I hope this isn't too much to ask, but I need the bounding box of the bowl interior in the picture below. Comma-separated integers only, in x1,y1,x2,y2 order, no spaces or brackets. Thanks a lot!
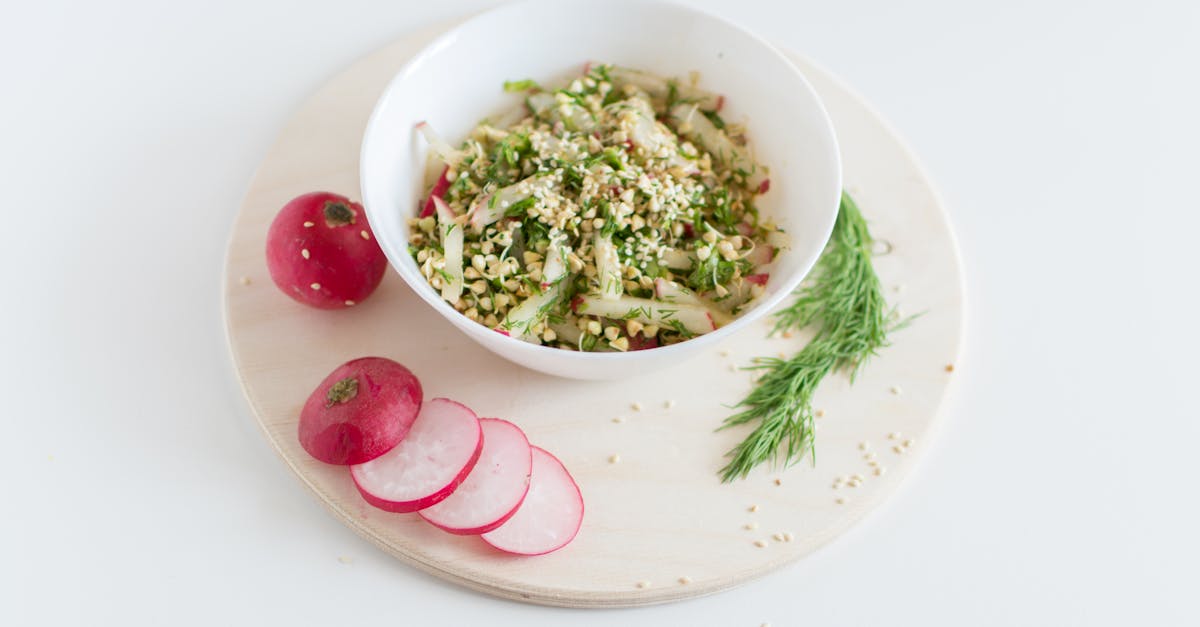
361,0,841,371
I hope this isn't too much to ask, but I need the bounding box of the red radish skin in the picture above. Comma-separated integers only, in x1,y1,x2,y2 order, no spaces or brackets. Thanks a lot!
298,357,422,465
419,419,533,535
266,191,387,310
481,447,584,556
420,167,451,218
351,398,483,513
744,273,770,286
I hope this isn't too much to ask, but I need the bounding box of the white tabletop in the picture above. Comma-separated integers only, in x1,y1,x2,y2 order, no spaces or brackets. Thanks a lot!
2,1,1196,625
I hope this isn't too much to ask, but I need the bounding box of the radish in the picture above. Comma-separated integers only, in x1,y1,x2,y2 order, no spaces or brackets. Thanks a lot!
593,232,622,300
498,282,563,342
433,197,464,303
298,357,422,465
481,447,583,556
744,243,776,266
420,166,451,218
351,398,483,513
668,103,766,191
265,192,388,309
415,121,462,168
540,237,569,289
744,273,770,286
468,173,556,233
575,294,718,335
661,248,696,270
609,66,723,111
419,419,533,535
653,278,733,326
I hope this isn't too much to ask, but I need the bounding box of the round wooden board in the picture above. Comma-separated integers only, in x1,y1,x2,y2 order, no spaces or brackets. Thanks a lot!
223,27,964,609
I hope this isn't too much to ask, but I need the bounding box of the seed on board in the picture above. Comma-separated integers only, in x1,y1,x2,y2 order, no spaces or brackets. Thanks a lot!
744,522,758,530
664,400,676,409
754,540,768,548
239,276,251,286
815,409,825,418
890,385,903,395
892,445,905,454
874,467,887,476
728,364,738,372
608,454,621,464
636,580,650,589
772,533,785,542
612,416,624,423
904,439,916,447
858,441,870,451
888,432,901,440
337,556,353,564
774,478,782,486
945,364,955,372
719,349,730,357
783,532,794,542
748,504,759,513
631,402,642,411
678,576,692,585
836,497,847,505
864,452,876,460
301,248,310,259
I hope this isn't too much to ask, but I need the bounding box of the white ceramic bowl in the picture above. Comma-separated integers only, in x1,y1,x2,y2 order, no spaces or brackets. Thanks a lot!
361,0,841,380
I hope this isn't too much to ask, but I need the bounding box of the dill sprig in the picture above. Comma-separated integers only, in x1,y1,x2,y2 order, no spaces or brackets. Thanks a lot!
718,191,896,482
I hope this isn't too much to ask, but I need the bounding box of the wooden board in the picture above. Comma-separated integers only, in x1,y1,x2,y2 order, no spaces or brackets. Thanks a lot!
222,28,964,608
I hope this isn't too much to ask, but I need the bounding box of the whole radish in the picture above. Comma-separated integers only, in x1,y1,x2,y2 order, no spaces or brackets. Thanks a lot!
266,191,387,309
298,357,422,465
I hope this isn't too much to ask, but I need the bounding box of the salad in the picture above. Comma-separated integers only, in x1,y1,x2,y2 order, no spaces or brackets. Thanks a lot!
408,63,784,352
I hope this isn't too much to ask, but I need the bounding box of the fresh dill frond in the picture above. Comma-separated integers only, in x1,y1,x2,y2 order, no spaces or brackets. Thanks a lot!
718,191,898,482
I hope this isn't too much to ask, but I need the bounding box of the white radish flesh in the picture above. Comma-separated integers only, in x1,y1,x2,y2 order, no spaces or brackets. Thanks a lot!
593,232,623,300
661,248,696,270
481,447,583,556
351,398,482,513
609,66,723,111
416,121,462,168
499,282,563,342
433,197,464,303
419,419,533,535
668,103,765,190
540,234,569,289
468,173,556,233
575,294,718,335
743,243,775,267
653,278,733,326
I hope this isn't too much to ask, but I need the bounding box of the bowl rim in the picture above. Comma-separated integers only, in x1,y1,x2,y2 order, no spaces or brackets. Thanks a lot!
360,0,842,364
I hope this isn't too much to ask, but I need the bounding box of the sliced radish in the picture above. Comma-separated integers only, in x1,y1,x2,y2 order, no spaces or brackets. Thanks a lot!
609,66,723,111
744,273,770,286
653,278,733,326
433,197,464,303
419,419,533,535
661,248,696,270
498,282,563,341
540,234,569,289
744,243,775,266
416,121,462,168
593,232,622,300
481,447,583,556
468,173,556,233
351,398,482,513
420,166,451,218
668,103,765,190
575,294,718,335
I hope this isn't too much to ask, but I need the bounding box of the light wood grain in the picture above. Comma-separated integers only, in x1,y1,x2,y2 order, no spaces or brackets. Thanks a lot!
222,27,965,608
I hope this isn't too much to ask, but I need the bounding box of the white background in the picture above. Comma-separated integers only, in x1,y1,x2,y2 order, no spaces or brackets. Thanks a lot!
2,0,1197,624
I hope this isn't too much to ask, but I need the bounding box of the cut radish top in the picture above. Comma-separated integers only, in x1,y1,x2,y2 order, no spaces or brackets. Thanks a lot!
420,418,533,535
350,398,482,513
481,447,583,556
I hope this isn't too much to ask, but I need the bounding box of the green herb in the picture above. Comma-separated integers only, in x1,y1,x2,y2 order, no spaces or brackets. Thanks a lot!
718,192,899,482
702,110,726,130
503,79,540,93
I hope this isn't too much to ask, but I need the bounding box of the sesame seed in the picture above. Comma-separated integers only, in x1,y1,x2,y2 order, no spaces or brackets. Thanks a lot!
303,221,314,228
636,580,650,589
874,467,886,476
719,350,730,357
748,504,759,513
781,331,793,339
754,540,767,548
301,248,310,259
783,532,794,542
892,445,905,454
337,556,353,564
344,300,355,306
238,276,251,286
888,432,901,440
890,385,903,395
858,441,869,450
678,576,691,585
868,460,879,467
310,283,321,290
815,409,824,418
773,478,782,486
360,230,370,240
772,533,784,542
612,416,624,423
744,522,758,530
608,454,621,464
836,497,847,505
728,364,738,372
945,363,955,372
664,400,675,409
904,439,916,447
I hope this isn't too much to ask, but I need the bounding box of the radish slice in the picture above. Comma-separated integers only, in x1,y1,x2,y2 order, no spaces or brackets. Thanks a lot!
468,173,556,233
668,103,765,189
498,281,564,342
609,66,723,111
593,232,622,300
744,243,775,266
415,121,462,168
653,278,733,326
433,197,464,303
661,248,696,270
420,166,451,218
481,447,583,556
419,419,533,535
575,294,718,335
351,398,483,513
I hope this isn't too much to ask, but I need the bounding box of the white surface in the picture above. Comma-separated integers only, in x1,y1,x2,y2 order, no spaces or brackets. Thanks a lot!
360,0,841,379
1,0,1197,625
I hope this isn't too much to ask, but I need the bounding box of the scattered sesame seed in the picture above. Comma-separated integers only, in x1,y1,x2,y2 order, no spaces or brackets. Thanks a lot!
904,439,916,447
678,576,692,585
301,248,310,259
864,452,876,460
858,441,870,451
337,556,353,564
635,580,650,589
611,416,624,423
719,350,730,357
310,283,321,290
360,230,371,240
781,331,793,339
664,399,675,409
744,522,758,530
868,460,879,467
945,364,955,372
890,385,903,395
728,364,738,372
836,497,847,505
303,221,314,228
608,454,621,464
815,409,825,418
631,402,642,411
344,300,356,306
874,467,886,476
888,432,901,440
238,276,251,286
772,533,784,542
754,540,768,548
748,504,759,513
893,445,905,454
783,532,794,542
778,352,787,359
773,478,782,486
